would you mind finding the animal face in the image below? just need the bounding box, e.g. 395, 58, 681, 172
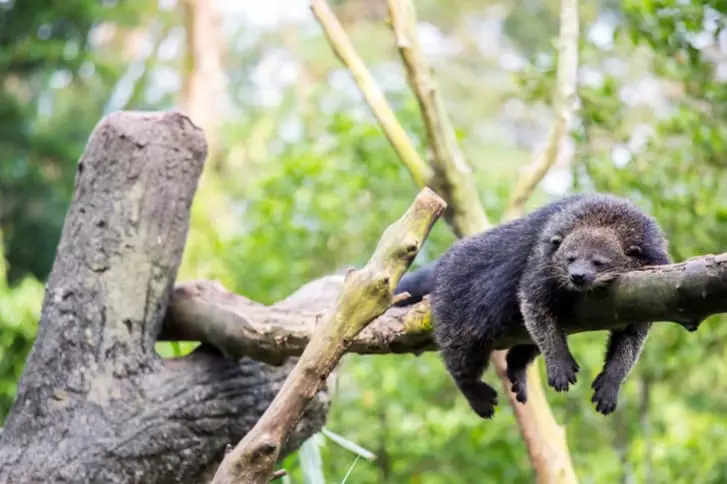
546, 227, 640, 292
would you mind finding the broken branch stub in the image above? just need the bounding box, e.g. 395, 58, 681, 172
0, 111, 332, 483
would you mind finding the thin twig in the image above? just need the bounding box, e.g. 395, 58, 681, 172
503, 0, 580, 220
309, 0, 434, 189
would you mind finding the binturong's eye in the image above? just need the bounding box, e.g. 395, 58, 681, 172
550, 235, 563, 247
625, 245, 642, 258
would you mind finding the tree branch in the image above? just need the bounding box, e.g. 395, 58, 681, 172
309, 0, 434, 189
210, 188, 447, 483
386, 0, 489, 236
162, 254, 725, 364
503, 0, 580, 221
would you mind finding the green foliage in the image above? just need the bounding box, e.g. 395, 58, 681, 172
0, 232, 42, 421
0, 0, 142, 283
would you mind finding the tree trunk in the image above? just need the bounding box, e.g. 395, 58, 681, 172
0, 111, 330, 483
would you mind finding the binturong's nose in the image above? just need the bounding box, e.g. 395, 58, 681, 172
569, 272, 586, 286
567, 259, 592, 288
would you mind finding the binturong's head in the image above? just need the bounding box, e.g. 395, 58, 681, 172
547, 227, 642, 292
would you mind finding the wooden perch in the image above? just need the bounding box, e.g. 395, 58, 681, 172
0, 111, 331, 483
162, 253, 727, 363
210, 188, 446, 483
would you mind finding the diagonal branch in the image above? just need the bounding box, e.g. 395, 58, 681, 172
210, 188, 447, 483
503, 0, 580, 221
309, 0, 433, 189
386, 0, 489, 236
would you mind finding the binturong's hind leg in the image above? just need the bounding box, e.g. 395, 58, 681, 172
505, 344, 541, 404
439, 339, 498, 419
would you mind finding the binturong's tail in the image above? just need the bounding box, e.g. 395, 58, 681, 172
393, 261, 437, 307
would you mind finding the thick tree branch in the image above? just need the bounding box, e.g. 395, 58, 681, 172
210, 188, 446, 483
0, 111, 331, 483
162, 253, 725, 362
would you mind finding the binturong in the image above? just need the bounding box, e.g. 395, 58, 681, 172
393, 193, 671, 419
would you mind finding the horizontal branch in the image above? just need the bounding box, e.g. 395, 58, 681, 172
162, 253, 727, 362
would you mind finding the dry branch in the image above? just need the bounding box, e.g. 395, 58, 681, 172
210, 188, 447, 483
386, 0, 489, 236
503, 0, 580, 221
310, 0, 433, 189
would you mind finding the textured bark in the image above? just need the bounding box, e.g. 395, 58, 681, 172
161, 253, 727, 365
0, 111, 330, 483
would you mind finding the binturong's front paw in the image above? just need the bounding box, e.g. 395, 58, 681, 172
545, 354, 579, 392
591, 371, 621, 415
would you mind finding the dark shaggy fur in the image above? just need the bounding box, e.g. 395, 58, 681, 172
393, 193, 670, 419
392, 262, 436, 306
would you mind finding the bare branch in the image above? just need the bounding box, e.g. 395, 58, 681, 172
386, 0, 489, 236
209, 188, 447, 483
309, 0, 434, 189
503, 0, 580, 220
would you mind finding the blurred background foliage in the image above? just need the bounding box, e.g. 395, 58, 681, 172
2, 0, 727, 482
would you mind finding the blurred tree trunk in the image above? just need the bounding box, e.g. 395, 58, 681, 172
180, 0, 227, 170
